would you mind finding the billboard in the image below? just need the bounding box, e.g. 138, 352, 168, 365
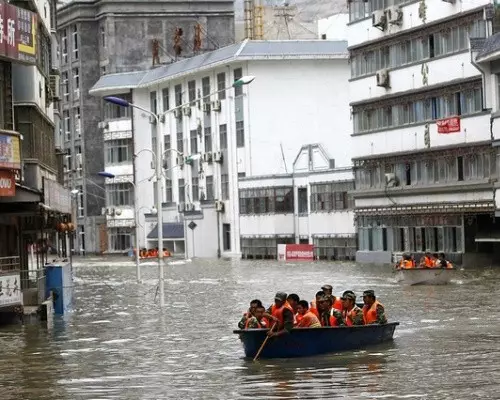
0, 133, 20, 169
0, 170, 15, 196
437, 117, 461, 134
278, 244, 315, 261
0, 1, 37, 65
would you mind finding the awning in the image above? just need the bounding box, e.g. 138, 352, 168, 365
475, 231, 500, 243
147, 223, 184, 239
356, 201, 495, 216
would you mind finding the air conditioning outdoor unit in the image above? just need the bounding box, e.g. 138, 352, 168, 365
185, 203, 195, 212
385, 173, 399, 187
376, 69, 390, 88
174, 108, 182, 119
213, 151, 223, 163
372, 10, 387, 30
178, 202, 185, 213
387, 6, 403, 25
97, 121, 109, 129
215, 200, 225, 212
149, 115, 157, 124
202, 102, 211, 113
211, 100, 221, 112
107, 207, 115, 216
182, 106, 192, 117
203, 152, 213, 163
101, 207, 107, 216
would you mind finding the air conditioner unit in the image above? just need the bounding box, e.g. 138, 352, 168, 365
174, 108, 182, 119
149, 115, 157, 124
185, 203, 195, 212
107, 207, 115, 216
176, 155, 184, 166
213, 151, 223, 163
178, 202, 185, 213
97, 121, 109, 130
202, 102, 211, 113
372, 10, 387, 30
385, 173, 399, 187
211, 100, 221, 112
215, 200, 225, 212
203, 152, 213, 163
376, 69, 390, 88
101, 207, 107, 216
387, 6, 403, 25
182, 106, 191, 117
49, 74, 60, 100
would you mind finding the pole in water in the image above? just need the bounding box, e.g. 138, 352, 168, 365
253, 322, 277, 361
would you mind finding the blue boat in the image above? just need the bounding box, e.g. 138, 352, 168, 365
233, 322, 399, 359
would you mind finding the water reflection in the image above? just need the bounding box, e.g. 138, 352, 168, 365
0, 258, 498, 399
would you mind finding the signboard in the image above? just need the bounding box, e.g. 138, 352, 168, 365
0, 273, 21, 307
0, 170, 15, 196
0, 2, 37, 64
0, 133, 20, 169
437, 117, 461, 134
43, 178, 71, 214
277, 244, 315, 261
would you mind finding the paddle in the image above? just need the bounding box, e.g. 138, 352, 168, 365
253, 322, 277, 362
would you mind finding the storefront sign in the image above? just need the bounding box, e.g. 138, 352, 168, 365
0, 170, 15, 196
0, 133, 20, 169
278, 244, 315, 261
436, 117, 461, 134
0, 1, 37, 64
0, 273, 21, 307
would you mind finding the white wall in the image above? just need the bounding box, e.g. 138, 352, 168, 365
240, 214, 294, 236
318, 14, 349, 40
185, 208, 219, 258
246, 59, 351, 175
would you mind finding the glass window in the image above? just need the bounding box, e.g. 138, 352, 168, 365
234, 68, 243, 97
174, 84, 182, 107
165, 179, 172, 203
72, 25, 78, 59
109, 228, 130, 251
202, 77, 210, 103
178, 179, 185, 203
236, 121, 244, 148
217, 72, 226, 100
190, 129, 198, 154
162, 88, 170, 112
188, 80, 196, 104
105, 139, 132, 164
192, 177, 199, 202
106, 183, 134, 206
221, 174, 229, 200
177, 130, 184, 153
104, 93, 132, 119
204, 127, 212, 152
219, 124, 227, 150
206, 175, 214, 200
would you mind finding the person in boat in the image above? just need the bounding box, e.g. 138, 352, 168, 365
320, 285, 343, 311
295, 300, 321, 328
397, 253, 416, 269
238, 299, 263, 329
362, 290, 387, 325
266, 292, 294, 338
419, 252, 436, 268
436, 252, 453, 269
244, 306, 269, 329
286, 293, 300, 314
341, 291, 365, 326
310, 290, 325, 311
318, 296, 345, 327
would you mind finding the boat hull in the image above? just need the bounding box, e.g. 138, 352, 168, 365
395, 268, 455, 285
233, 322, 399, 359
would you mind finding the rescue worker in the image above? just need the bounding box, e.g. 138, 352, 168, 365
321, 284, 343, 311
286, 293, 300, 314
362, 290, 387, 325
266, 292, 294, 338
238, 299, 263, 329
318, 296, 344, 327
419, 252, 435, 268
310, 290, 325, 311
436, 253, 453, 269
295, 300, 321, 328
244, 306, 268, 329
341, 292, 364, 326
398, 253, 415, 269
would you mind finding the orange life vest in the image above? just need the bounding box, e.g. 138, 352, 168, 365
343, 306, 363, 327
244, 317, 266, 329
271, 303, 294, 329
424, 256, 435, 268
332, 297, 343, 311
399, 259, 415, 269
296, 311, 321, 328
309, 307, 320, 319
445, 261, 453, 269
363, 300, 385, 324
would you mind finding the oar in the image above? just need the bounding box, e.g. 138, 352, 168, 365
253, 322, 277, 362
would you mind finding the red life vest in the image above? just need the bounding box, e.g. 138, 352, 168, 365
271, 303, 293, 329
332, 297, 343, 311
343, 306, 362, 327
362, 300, 385, 324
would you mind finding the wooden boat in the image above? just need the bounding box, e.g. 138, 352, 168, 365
395, 267, 456, 285
233, 322, 399, 359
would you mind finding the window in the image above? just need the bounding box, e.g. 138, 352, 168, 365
234, 68, 243, 96
109, 228, 131, 252
165, 179, 172, 203
202, 77, 210, 103
298, 187, 308, 214
217, 72, 226, 100
206, 175, 214, 200
76, 185, 84, 217
105, 139, 132, 164
74, 107, 81, 137
178, 179, 185, 203
174, 84, 182, 107
188, 80, 196, 104
221, 174, 229, 200
204, 127, 212, 152
106, 183, 134, 206
72, 25, 78, 59
219, 124, 227, 150
100, 25, 106, 48
314, 237, 357, 261
63, 110, 70, 140
310, 182, 354, 212
236, 121, 244, 147
162, 88, 170, 111
104, 93, 132, 119
73, 68, 79, 98
177, 130, 184, 153
150, 91, 157, 114
61, 29, 68, 63
192, 177, 199, 201
223, 223, 231, 251
239, 187, 294, 215
190, 129, 198, 154
241, 237, 294, 259
62, 72, 69, 101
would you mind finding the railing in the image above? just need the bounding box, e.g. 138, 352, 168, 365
0, 256, 20, 275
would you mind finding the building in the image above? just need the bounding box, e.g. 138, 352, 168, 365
56, 0, 235, 254
89, 39, 351, 258
347, 1, 495, 265
239, 144, 356, 260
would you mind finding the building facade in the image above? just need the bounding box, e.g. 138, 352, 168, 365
56, 0, 235, 253
347, 0, 496, 265
89, 40, 351, 258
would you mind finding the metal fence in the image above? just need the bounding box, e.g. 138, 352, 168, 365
0, 256, 20, 274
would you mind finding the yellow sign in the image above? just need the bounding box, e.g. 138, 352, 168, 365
0, 133, 21, 170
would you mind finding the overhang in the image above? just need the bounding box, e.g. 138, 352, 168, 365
355, 201, 495, 216
147, 223, 184, 240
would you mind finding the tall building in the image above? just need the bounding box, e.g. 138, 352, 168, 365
347, 1, 495, 265
56, 0, 235, 254
89, 40, 352, 257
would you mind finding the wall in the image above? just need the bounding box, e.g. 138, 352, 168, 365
184, 206, 219, 258
318, 13, 349, 40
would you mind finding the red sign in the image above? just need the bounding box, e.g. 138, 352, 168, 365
285, 244, 314, 261
0, 170, 15, 196
436, 116, 461, 134
0, 1, 37, 65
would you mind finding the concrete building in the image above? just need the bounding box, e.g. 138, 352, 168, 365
347, 1, 495, 265
89, 39, 351, 258
56, 0, 235, 254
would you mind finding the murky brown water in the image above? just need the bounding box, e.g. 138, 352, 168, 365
0, 258, 499, 399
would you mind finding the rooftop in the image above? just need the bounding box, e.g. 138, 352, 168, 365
89, 39, 348, 95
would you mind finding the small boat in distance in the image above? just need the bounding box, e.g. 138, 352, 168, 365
395, 267, 456, 285
234, 323, 399, 359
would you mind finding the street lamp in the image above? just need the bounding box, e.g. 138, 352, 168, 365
103, 75, 255, 307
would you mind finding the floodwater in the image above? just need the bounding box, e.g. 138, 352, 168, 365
0, 258, 499, 400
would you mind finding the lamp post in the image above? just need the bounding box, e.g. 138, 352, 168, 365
103, 75, 255, 307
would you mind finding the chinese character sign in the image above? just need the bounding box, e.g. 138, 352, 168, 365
0, 133, 21, 169
0, 1, 36, 64
436, 116, 461, 134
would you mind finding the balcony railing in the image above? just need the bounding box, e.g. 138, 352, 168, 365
0, 256, 20, 275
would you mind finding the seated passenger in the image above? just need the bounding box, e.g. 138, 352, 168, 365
287, 293, 300, 314
265, 292, 295, 338
419, 252, 435, 268
398, 253, 415, 269
295, 300, 321, 328
341, 292, 364, 326
244, 306, 268, 329
310, 290, 325, 314
436, 252, 453, 269
318, 296, 345, 327
362, 290, 387, 325
238, 299, 263, 329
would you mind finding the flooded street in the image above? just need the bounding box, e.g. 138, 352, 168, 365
1, 258, 499, 399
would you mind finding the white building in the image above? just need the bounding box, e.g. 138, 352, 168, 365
347, 1, 496, 265
89, 39, 351, 257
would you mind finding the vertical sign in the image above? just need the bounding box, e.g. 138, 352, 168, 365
0, 170, 15, 196
0, 133, 21, 169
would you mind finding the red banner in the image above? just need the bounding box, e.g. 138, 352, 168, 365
436, 117, 461, 134
0, 170, 15, 196
285, 244, 314, 261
